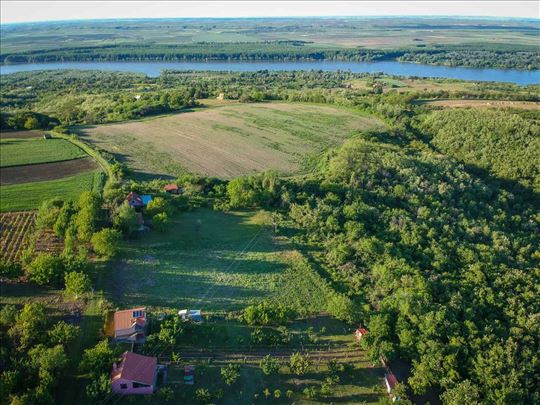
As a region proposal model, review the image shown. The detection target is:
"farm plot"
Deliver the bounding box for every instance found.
[0,157,98,185]
[80,103,385,179]
[0,170,103,212]
[0,130,44,139]
[0,137,87,167]
[0,211,35,262]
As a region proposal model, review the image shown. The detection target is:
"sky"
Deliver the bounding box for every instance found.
[1,1,539,24]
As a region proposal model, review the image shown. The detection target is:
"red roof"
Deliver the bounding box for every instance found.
[114,308,146,331]
[126,192,143,205]
[385,372,398,389]
[356,327,368,335]
[164,184,179,191]
[112,351,157,385]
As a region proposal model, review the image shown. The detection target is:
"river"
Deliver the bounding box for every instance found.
[1,60,539,85]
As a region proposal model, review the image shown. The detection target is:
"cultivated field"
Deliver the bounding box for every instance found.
[80,103,385,179]
[417,99,540,109]
[0,170,103,212]
[0,130,44,139]
[0,211,35,262]
[0,157,98,185]
[0,137,87,167]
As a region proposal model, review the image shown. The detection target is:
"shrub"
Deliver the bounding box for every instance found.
[220,363,241,386]
[91,228,122,258]
[327,293,359,324]
[152,212,170,232]
[157,387,175,401]
[195,388,212,404]
[243,301,293,326]
[260,354,281,375]
[36,198,64,230]
[64,271,91,299]
[27,254,65,286]
[289,352,311,376]
[146,197,172,217]
[0,260,23,279]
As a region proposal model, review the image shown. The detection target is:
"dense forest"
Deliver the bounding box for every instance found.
[1,43,539,70]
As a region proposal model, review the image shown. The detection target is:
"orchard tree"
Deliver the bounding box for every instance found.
[80,340,116,378]
[220,363,241,386]
[64,271,91,300]
[289,352,311,376]
[27,254,65,286]
[113,202,139,236]
[48,321,80,347]
[91,228,122,258]
[260,354,280,375]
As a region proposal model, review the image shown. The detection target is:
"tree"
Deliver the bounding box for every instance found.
[440,380,480,405]
[289,352,311,376]
[220,363,240,385]
[146,197,172,217]
[327,294,359,324]
[64,271,91,299]
[8,303,47,350]
[28,344,69,379]
[23,116,40,130]
[195,388,212,404]
[91,228,122,258]
[260,354,281,375]
[48,321,80,347]
[152,212,170,233]
[113,202,138,236]
[85,373,111,400]
[26,254,65,286]
[79,340,115,377]
[0,260,23,279]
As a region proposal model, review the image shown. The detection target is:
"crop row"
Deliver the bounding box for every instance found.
[0,212,36,263]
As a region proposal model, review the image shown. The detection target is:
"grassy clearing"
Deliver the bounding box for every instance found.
[105,208,331,313]
[0,170,103,212]
[80,103,385,179]
[0,138,87,167]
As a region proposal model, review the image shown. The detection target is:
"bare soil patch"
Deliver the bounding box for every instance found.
[0,130,45,139]
[0,157,97,185]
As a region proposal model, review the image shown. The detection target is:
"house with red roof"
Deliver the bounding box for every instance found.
[355,327,368,341]
[126,192,144,208]
[163,183,182,194]
[111,352,157,395]
[113,308,147,343]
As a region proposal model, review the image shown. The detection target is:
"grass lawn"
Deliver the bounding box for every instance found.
[0,170,103,211]
[0,138,87,167]
[80,103,385,179]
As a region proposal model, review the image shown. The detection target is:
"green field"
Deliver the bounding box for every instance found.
[80,102,385,179]
[106,209,332,312]
[0,138,87,167]
[0,170,103,211]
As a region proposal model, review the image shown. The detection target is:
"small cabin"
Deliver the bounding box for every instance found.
[355,327,368,341]
[111,351,157,395]
[385,372,398,394]
[163,184,181,194]
[113,307,147,343]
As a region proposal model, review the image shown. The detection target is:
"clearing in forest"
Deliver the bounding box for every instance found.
[79,103,385,179]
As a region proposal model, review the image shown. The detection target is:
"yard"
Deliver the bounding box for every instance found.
[100,208,385,404]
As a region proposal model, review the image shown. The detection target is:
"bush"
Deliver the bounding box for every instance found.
[195,388,212,404]
[260,354,281,375]
[243,301,294,326]
[146,197,172,217]
[289,352,311,376]
[36,198,64,230]
[157,387,175,402]
[0,260,23,279]
[220,363,240,385]
[27,254,65,286]
[91,228,122,258]
[327,293,359,324]
[64,271,91,299]
[86,373,111,400]
[152,212,170,232]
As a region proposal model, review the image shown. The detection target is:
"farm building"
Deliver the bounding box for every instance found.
[141,194,153,206]
[355,327,368,340]
[113,307,147,343]
[111,351,158,395]
[126,192,144,208]
[163,183,181,194]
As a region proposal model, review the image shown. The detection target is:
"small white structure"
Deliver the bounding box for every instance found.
[178,309,203,323]
[134,94,141,100]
